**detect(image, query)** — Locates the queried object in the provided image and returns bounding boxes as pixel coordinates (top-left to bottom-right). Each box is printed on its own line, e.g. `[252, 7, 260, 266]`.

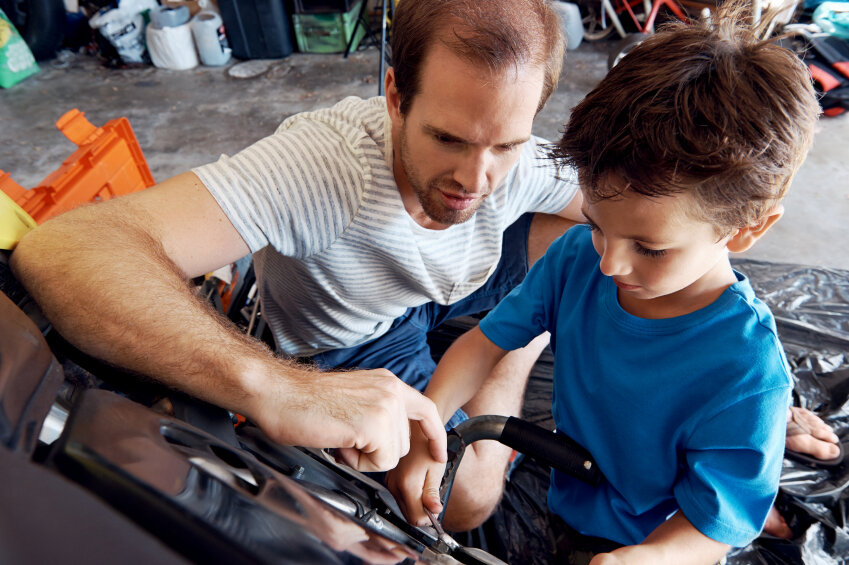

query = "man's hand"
[386, 422, 447, 526]
[251, 367, 447, 472]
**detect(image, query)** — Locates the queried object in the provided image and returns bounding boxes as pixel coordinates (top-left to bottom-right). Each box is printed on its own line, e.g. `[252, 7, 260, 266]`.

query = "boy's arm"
[590, 511, 730, 565]
[387, 326, 508, 525]
[427, 326, 509, 424]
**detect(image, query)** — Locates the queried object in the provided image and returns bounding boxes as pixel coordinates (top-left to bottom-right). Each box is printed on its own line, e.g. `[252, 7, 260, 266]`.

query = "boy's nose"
[599, 242, 632, 277]
[453, 151, 489, 194]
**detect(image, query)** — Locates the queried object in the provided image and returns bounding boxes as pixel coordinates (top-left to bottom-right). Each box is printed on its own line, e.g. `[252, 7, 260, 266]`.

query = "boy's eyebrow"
[422, 124, 529, 147]
[581, 207, 668, 245]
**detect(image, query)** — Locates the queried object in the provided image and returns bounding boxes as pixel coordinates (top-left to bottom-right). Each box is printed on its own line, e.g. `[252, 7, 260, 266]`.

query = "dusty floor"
[2, 40, 848, 269]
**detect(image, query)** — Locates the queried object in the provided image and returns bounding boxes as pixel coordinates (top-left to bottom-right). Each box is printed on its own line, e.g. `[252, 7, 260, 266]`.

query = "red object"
[623, 0, 690, 33]
[0, 109, 155, 225]
[810, 62, 842, 92]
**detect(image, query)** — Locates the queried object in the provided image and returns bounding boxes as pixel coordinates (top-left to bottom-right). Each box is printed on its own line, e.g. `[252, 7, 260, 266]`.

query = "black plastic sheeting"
[436, 259, 849, 564]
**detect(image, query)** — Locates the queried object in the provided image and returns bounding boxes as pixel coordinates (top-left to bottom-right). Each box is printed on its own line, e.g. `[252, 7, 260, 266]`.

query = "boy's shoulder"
[699, 272, 793, 390]
[722, 271, 782, 338]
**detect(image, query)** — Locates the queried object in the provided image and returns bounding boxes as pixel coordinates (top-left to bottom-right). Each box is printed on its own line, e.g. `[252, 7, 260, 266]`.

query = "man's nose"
[453, 150, 489, 194]
[598, 241, 632, 277]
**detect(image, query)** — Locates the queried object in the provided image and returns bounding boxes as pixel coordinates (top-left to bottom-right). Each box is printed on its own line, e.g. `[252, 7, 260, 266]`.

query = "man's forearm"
[11, 181, 447, 471]
[11, 200, 283, 418]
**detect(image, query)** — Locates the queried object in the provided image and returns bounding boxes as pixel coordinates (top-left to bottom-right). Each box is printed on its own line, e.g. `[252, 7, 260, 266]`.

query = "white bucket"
[146, 23, 199, 70]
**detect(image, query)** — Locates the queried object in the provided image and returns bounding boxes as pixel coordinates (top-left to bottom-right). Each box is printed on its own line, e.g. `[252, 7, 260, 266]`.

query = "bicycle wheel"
[582, 3, 616, 41]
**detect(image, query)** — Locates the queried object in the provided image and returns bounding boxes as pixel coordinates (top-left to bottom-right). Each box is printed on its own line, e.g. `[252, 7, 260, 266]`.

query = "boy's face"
[581, 183, 737, 317]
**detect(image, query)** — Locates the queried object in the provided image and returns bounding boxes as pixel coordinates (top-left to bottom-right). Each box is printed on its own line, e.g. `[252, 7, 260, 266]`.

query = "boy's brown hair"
[390, 0, 565, 116]
[553, 3, 820, 235]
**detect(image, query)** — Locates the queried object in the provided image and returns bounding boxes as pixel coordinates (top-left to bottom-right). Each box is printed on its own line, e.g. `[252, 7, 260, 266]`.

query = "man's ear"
[726, 204, 784, 253]
[385, 67, 402, 122]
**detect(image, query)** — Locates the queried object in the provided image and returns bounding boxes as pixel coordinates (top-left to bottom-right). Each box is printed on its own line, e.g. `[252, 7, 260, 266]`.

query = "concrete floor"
[2, 40, 848, 269]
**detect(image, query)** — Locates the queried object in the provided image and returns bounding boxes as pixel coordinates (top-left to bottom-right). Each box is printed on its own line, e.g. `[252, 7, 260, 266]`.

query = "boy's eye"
[634, 242, 667, 258]
[585, 221, 600, 232]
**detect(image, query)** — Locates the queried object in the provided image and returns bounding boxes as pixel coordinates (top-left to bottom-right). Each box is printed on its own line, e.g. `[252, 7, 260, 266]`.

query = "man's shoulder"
[276, 96, 387, 138]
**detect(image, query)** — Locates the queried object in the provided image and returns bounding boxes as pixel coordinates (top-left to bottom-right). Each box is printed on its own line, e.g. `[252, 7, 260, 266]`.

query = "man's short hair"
[390, 0, 565, 116]
[553, 2, 820, 235]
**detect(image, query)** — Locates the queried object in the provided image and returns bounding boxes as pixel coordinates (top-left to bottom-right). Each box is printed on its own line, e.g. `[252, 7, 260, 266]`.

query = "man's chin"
[424, 207, 477, 226]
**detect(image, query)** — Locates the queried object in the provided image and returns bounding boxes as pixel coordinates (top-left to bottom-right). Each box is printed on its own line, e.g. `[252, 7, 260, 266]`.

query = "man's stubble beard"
[399, 125, 487, 226]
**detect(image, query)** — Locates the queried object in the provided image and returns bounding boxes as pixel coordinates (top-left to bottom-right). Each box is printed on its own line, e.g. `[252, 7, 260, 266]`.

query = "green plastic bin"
[292, 0, 367, 53]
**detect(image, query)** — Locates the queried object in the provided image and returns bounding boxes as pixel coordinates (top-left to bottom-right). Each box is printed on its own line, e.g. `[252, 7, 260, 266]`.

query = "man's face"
[387, 44, 546, 229]
[581, 181, 736, 317]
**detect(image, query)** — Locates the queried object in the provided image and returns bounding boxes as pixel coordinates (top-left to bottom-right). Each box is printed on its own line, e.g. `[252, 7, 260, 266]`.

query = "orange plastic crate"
[0, 109, 155, 225]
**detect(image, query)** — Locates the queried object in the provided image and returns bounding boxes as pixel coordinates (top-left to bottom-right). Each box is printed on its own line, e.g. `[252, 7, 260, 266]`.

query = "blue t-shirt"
[479, 226, 792, 548]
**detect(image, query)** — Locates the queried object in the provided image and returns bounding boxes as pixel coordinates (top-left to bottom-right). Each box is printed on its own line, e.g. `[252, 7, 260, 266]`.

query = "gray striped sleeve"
[193, 117, 366, 258]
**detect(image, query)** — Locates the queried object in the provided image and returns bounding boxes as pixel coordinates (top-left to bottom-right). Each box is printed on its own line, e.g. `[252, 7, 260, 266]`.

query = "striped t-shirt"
[194, 96, 579, 355]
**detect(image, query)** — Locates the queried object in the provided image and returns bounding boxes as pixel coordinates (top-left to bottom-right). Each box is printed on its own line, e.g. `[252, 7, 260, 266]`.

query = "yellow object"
[0, 188, 36, 250]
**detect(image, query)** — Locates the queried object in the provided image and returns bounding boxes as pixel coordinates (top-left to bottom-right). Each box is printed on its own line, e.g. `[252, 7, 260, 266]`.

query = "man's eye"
[435, 135, 457, 145]
[634, 243, 667, 258]
[497, 143, 518, 152]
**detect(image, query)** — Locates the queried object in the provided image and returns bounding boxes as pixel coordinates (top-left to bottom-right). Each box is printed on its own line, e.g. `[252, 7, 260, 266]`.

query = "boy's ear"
[726, 204, 784, 253]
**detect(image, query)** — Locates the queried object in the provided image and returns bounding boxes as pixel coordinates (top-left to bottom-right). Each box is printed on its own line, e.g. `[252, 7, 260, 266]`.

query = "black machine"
[0, 251, 601, 565]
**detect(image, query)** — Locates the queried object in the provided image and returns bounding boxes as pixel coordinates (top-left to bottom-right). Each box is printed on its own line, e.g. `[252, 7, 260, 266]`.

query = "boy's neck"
[617, 256, 738, 319]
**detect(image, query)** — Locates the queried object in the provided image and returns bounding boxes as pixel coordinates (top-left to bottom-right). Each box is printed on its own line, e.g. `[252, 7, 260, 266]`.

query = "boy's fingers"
[422, 464, 445, 514]
[400, 476, 429, 526]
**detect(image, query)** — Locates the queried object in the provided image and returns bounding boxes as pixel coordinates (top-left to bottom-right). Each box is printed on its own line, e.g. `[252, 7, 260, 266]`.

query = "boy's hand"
[590, 555, 625, 565]
[587, 512, 730, 565]
[386, 421, 448, 527]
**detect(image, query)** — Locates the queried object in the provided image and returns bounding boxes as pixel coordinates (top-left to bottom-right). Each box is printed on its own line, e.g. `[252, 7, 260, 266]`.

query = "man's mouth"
[439, 190, 479, 211]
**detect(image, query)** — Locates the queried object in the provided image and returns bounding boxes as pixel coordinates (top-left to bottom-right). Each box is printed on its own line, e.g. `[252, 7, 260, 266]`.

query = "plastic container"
[0, 109, 155, 226]
[0, 184, 36, 250]
[217, 0, 294, 59]
[150, 5, 191, 28]
[146, 23, 199, 69]
[552, 2, 584, 51]
[292, 0, 366, 54]
[191, 11, 232, 66]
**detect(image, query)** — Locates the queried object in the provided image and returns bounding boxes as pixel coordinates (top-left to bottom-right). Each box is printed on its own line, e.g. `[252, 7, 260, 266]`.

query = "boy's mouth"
[613, 278, 640, 291]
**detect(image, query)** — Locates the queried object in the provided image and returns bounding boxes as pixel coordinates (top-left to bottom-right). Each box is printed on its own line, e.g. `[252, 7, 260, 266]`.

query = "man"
[12, 0, 579, 530]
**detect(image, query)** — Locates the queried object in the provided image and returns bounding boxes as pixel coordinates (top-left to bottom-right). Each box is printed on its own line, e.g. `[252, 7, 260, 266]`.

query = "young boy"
[389, 5, 821, 564]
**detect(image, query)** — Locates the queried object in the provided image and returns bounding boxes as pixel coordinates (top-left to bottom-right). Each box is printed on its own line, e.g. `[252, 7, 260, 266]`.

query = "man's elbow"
[10, 225, 49, 282]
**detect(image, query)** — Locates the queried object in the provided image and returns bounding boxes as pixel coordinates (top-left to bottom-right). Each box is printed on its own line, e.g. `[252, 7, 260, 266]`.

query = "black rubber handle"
[500, 416, 603, 486]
